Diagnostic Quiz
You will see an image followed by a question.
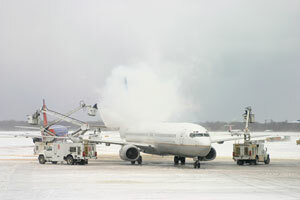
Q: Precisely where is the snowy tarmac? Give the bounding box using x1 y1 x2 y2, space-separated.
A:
0 131 300 200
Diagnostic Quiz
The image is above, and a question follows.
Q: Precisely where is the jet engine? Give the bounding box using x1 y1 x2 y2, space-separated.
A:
198 147 217 161
119 145 140 161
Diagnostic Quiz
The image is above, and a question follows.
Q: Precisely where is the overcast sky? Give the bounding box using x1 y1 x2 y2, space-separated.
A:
0 0 300 123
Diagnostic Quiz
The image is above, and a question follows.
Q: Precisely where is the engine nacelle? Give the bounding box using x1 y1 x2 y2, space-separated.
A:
119 145 140 161
198 147 217 161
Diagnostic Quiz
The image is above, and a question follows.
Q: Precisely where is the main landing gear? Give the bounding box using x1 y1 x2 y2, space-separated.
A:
174 156 186 165
131 156 143 165
194 160 201 168
174 156 200 168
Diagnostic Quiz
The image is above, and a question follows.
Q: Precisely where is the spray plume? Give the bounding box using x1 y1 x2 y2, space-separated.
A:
99 64 185 127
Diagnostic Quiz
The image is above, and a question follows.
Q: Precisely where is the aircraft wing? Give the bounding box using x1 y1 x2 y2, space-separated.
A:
89 125 107 129
211 134 271 144
15 126 41 130
0 132 69 139
86 138 154 150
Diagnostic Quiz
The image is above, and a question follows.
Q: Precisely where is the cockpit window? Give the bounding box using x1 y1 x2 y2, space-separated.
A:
190 132 207 137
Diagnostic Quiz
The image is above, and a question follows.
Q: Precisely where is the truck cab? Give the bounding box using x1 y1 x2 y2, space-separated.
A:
233 141 270 165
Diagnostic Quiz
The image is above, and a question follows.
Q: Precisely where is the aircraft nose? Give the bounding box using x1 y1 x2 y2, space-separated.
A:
197 137 211 146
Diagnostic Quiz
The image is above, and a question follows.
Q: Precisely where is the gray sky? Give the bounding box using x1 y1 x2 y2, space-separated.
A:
0 0 300 122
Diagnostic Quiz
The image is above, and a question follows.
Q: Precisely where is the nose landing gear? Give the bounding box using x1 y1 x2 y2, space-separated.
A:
131 156 143 165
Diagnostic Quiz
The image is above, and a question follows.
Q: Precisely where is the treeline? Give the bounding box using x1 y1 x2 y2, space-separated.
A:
0 120 300 132
200 121 300 132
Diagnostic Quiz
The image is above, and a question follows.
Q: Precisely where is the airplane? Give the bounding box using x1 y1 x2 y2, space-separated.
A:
288 120 300 123
87 108 266 169
224 124 242 136
88 121 269 168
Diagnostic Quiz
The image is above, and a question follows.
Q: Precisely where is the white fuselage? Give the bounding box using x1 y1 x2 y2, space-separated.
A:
119 122 212 158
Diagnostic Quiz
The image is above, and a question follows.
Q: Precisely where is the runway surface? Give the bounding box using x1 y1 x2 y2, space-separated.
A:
0 157 300 200
0 131 300 200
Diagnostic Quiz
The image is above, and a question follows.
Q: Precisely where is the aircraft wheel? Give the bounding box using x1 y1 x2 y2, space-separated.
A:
66 155 74 165
131 161 136 165
180 157 186 165
194 161 200 168
174 156 179 165
38 155 46 164
255 156 259 165
137 156 142 165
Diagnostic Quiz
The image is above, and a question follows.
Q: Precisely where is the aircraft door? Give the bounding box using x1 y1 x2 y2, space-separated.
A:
179 132 184 145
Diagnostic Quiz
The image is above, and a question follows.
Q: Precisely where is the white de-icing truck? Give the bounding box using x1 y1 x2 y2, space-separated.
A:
232 107 270 166
34 142 97 165
233 140 270 165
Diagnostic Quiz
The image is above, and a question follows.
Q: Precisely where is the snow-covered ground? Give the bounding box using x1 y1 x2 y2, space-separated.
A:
0 131 300 200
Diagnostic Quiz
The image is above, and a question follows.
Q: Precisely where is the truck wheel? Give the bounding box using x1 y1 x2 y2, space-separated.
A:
52 161 57 164
264 155 270 165
85 160 88 165
79 160 85 165
66 155 74 165
255 156 259 165
237 160 243 165
38 155 46 164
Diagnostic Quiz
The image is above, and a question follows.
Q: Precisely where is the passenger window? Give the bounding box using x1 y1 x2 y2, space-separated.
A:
190 133 195 137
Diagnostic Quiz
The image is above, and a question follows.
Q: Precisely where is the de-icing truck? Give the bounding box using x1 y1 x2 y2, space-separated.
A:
34 142 97 165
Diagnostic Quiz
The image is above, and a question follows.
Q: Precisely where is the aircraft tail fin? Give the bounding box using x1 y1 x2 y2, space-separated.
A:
224 124 233 132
